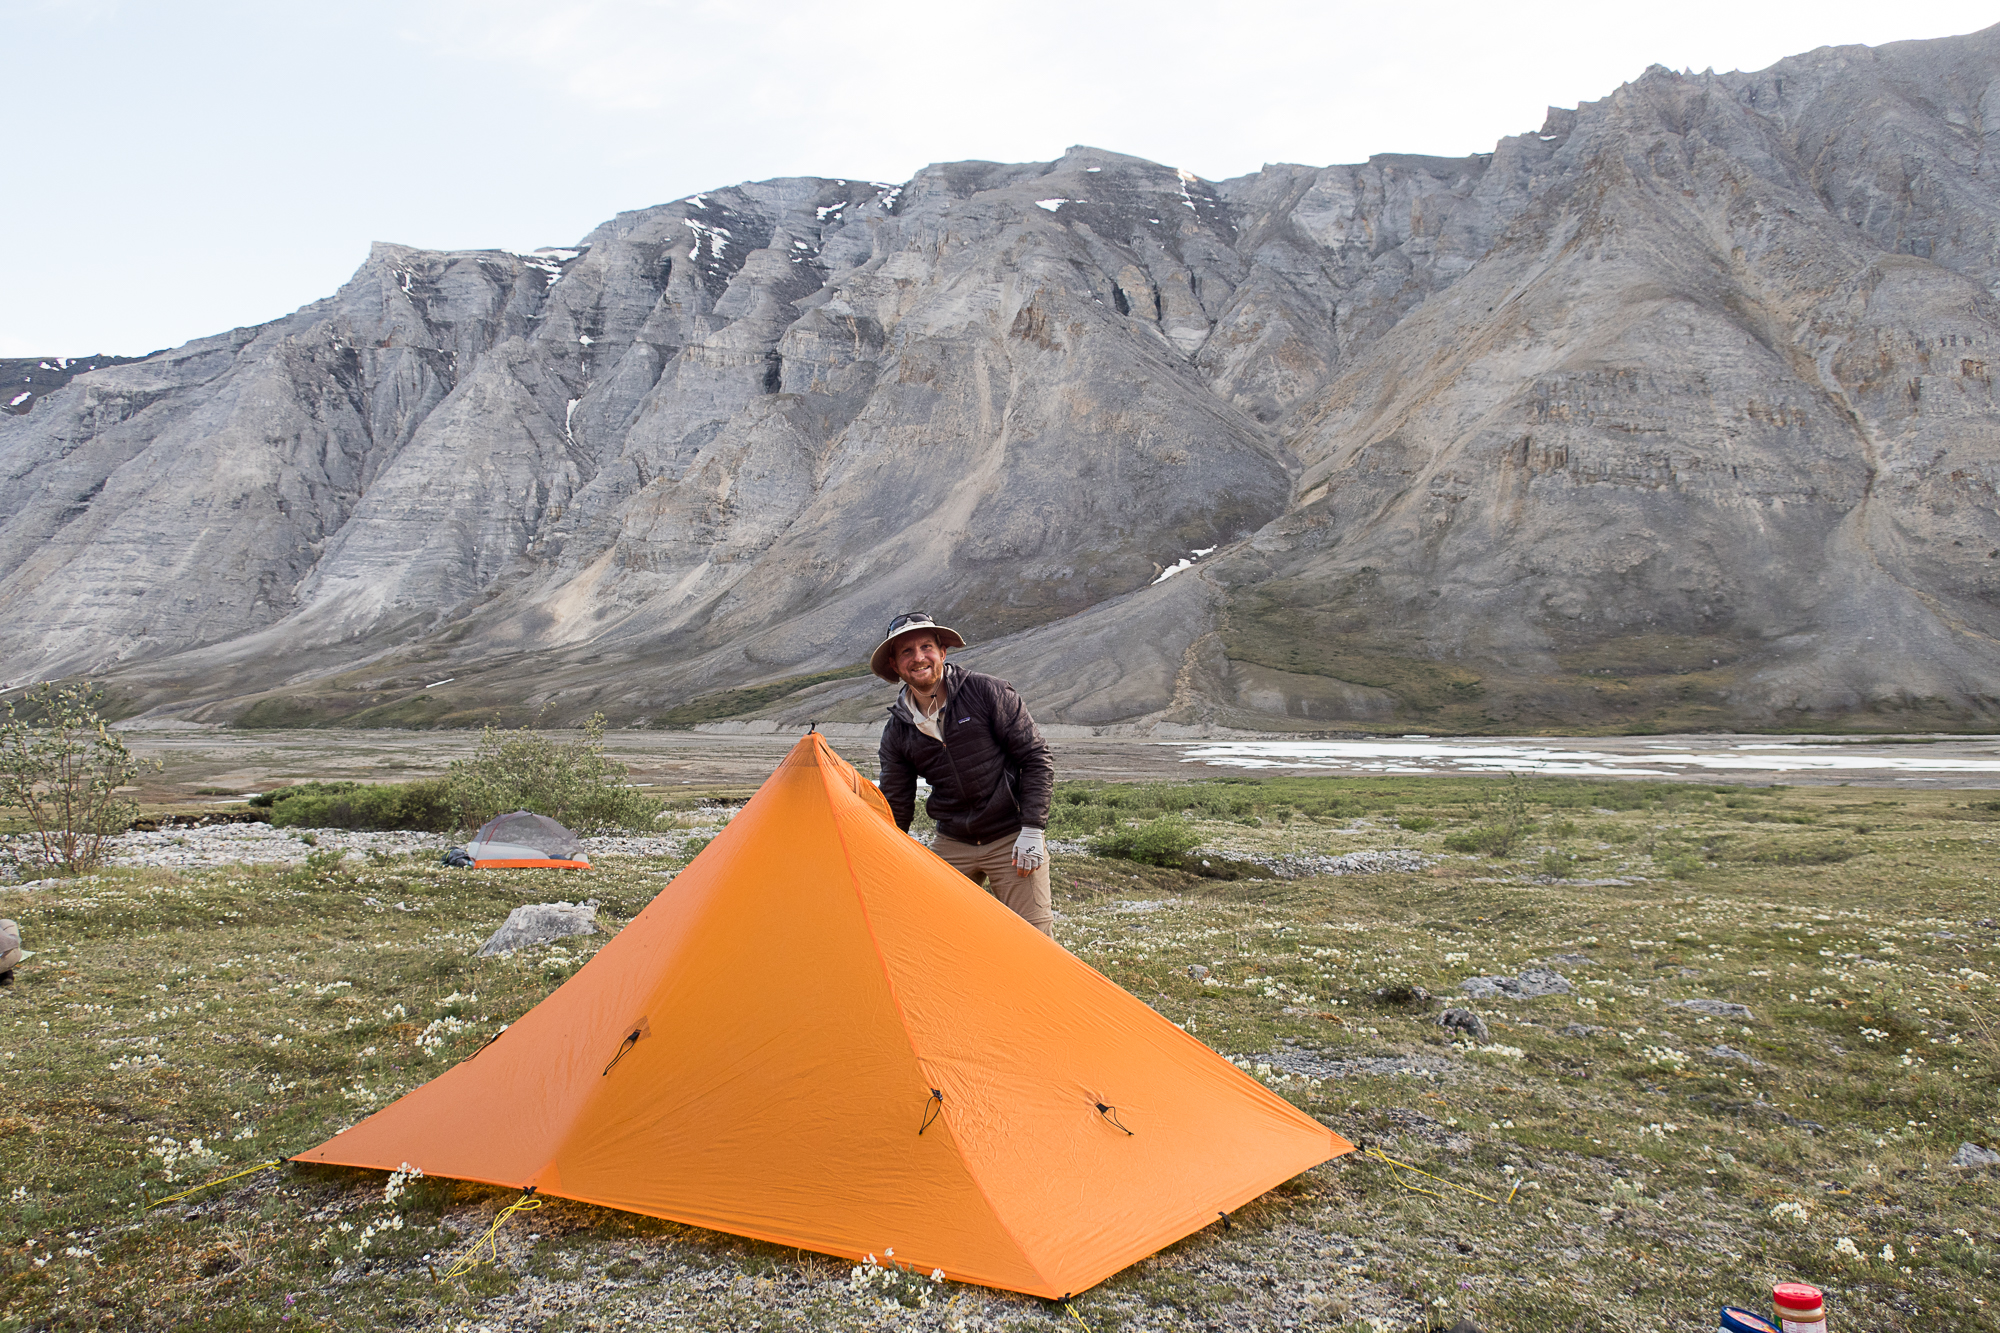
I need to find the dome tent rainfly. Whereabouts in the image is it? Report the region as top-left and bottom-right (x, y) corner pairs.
(466, 811), (590, 869)
(297, 734), (1351, 1297)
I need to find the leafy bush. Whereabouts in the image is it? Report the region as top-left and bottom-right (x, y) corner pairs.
(1443, 824), (1520, 856)
(255, 716), (659, 834)
(1720, 838), (1864, 866)
(0, 681), (159, 873)
(444, 714), (660, 832)
(1049, 781), (1262, 838)
(267, 779), (454, 831)
(251, 780), (352, 808)
(1089, 817), (1203, 867)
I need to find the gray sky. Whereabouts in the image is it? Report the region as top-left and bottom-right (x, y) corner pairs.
(2, 1), (1979, 357)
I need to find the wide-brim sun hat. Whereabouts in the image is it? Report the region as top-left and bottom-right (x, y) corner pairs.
(869, 611), (967, 681)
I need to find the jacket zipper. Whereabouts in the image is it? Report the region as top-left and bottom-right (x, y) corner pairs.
(936, 673), (973, 835)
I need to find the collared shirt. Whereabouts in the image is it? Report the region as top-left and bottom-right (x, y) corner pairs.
(900, 683), (947, 741)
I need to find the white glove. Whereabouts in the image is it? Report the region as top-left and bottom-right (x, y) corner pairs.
(1012, 826), (1046, 874)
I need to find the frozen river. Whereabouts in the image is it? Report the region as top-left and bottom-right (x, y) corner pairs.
(118, 725), (2000, 799)
(1170, 735), (2000, 785)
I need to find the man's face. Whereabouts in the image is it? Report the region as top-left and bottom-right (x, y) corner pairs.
(893, 632), (946, 690)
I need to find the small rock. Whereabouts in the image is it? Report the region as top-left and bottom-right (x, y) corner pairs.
(1187, 964), (1210, 982)
(478, 901), (599, 956)
(1950, 1142), (2000, 1168)
(1706, 1044), (1764, 1068)
(1459, 968), (1573, 999)
(1674, 998), (1754, 1019)
(1563, 1023), (1605, 1037)
(1546, 953), (1595, 970)
(1438, 1008), (1489, 1041)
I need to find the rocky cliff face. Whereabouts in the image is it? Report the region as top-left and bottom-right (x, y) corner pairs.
(6, 27), (2000, 733)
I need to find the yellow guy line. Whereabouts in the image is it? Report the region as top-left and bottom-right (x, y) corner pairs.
(1064, 1302), (1095, 1332)
(439, 1194), (543, 1282)
(1362, 1147), (1507, 1206)
(148, 1159), (285, 1209)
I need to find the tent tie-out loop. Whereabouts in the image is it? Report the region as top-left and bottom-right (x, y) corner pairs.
(437, 1188), (541, 1282)
(601, 1029), (642, 1076)
(1217, 1211), (1232, 1230)
(1093, 1103), (1133, 1136)
(469, 1025), (509, 1061)
(146, 1158), (286, 1210)
(918, 1088), (945, 1136)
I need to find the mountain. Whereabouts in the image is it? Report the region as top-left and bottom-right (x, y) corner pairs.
(6, 26), (2000, 733)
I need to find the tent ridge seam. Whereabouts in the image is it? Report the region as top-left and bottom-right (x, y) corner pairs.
(813, 738), (1047, 1286)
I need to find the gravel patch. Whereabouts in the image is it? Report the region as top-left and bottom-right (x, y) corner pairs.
(1239, 849), (1429, 878)
(0, 825), (713, 876)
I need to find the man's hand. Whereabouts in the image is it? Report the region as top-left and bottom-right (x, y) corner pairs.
(1012, 827), (1046, 875)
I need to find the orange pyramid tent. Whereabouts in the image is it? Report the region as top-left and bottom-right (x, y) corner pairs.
(297, 733), (1351, 1297)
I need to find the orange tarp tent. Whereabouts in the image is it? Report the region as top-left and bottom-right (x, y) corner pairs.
(297, 733), (1351, 1297)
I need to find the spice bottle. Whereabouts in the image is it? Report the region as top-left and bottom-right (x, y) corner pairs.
(1772, 1283), (1827, 1333)
(1721, 1308), (1780, 1332)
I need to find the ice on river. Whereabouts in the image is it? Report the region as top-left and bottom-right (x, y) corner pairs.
(1172, 738), (2000, 779)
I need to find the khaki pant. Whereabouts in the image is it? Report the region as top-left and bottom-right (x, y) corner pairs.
(931, 832), (1053, 936)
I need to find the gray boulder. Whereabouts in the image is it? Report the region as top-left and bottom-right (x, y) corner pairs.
(1674, 999), (1754, 1020)
(1706, 1044), (1764, 1068)
(1949, 1142), (2000, 1168)
(478, 901), (598, 956)
(1459, 968), (1572, 999)
(1437, 1008), (1489, 1041)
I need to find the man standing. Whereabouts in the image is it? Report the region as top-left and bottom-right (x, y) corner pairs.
(872, 612), (1056, 936)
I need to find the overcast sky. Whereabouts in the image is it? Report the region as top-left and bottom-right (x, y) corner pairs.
(2, 2), (1981, 357)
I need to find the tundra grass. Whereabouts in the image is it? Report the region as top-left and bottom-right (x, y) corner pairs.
(2, 778), (1996, 1332)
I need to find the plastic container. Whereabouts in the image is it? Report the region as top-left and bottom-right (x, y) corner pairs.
(1772, 1283), (1827, 1333)
(1721, 1308), (1780, 1332)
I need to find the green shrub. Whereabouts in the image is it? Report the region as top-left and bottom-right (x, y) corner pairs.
(1089, 817), (1203, 867)
(444, 714), (660, 833)
(1397, 816), (1437, 832)
(268, 778), (454, 832)
(0, 680), (159, 873)
(252, 780), (355, 809)
(1720, 838), (1864, 866)
(1443, 824), (1519, 856)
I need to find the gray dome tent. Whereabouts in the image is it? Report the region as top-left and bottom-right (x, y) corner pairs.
(466, 811), (590, 869)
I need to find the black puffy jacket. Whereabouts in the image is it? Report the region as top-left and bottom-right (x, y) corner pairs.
(878, 663), (1055, 844)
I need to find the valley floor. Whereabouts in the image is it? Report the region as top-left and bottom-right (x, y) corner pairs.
(2, 774), (1996, 1332)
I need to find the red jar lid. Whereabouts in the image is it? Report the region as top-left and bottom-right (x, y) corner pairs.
(1773, 1283), (1825, 1312)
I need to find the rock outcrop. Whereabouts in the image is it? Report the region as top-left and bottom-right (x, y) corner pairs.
(6, 27), (2000, 733)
